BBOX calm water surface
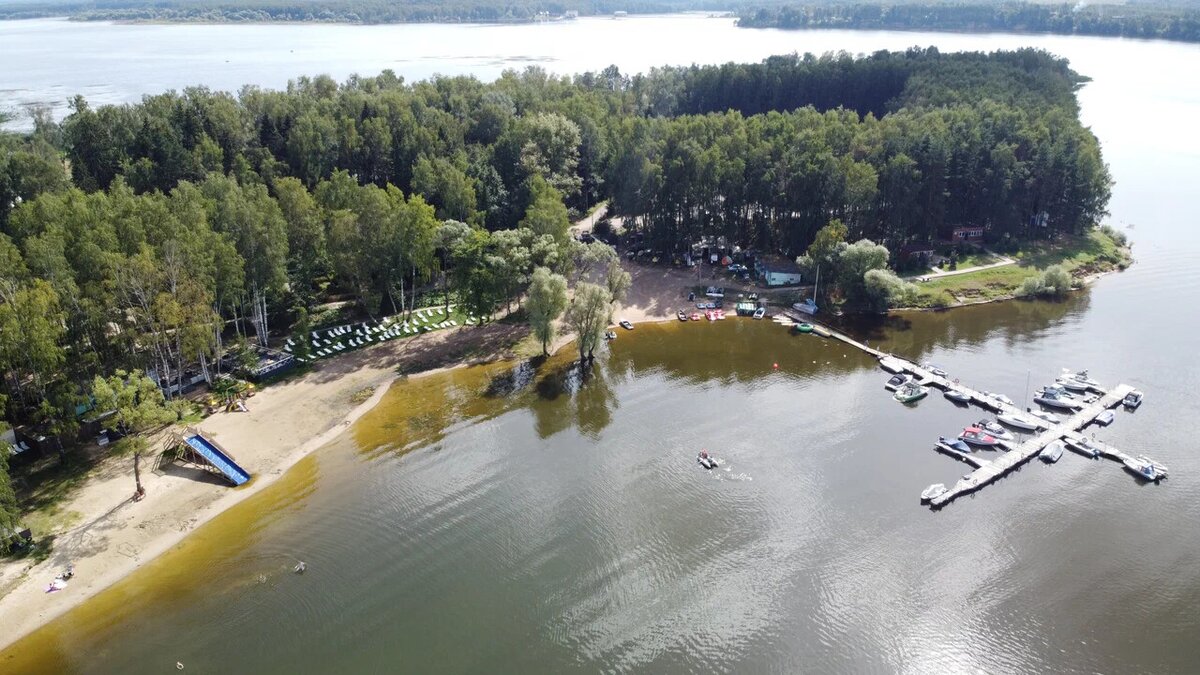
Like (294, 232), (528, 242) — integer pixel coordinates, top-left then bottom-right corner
(1, 15), (1199, 674)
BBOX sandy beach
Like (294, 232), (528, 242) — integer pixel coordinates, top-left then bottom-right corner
(0, 256), (709, 652)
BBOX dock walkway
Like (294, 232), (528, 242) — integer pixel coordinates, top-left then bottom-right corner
(779, 311), (1157, 507)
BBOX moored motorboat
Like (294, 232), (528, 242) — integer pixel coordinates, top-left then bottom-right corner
(885, 373), (912, 391)
(983, 391), (1015, 406)
(958, 426), (1001, 448)
(752, 307), (766, 320)
(604, 330), (617, 340)
(677, 310), (688, 322)
(1034, 385), (1083, 410)
(1066, 436), (1102, 458)
(705, 310), (716, 321)
(619, 319), (634, 330)
(997, 411), (1040, 431)
(1123, 455), (1166, 481)
(1123, 389), (1144, 409)
(1058, 369), (1101, 391)
(922, 363), (948, 378)
(974, 419), (1015, 442)
(1027, 408), (1061, 426)
(894, 383), (929, 403)
(936, 436), (975, 460)
(690, 312), (701, 321)
(1039, 440), (1065, 463)
(1094, 410), (1115, 426)
(944, 389), (971, 404)
(921, 483), (947, 503)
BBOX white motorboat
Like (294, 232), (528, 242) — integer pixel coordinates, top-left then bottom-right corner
(922, 363), (948, 378)
(1094, 410), (1115, 426)
(1057, 369), (1101, 391)
(792, 298), (818, 315)
(1027, 408), (1061, 426)
(974, 420), (1015, 442)
(697, 451), (718, 470)
(997, 411), (1040, 431)
(944, 389), (971, 404)
(1066, 437), (1102, 458)
(752, 307), (766, 320)
(1034, 386), (1083, 410)
(1123, 455), (1167, 481)
(983, 391), (1015, 406)
(1123, 390), (1144, 409)
(1039, 440), (1065, 463)
(894, 383), (929, 403)
(921, 483), (947, 502)
(884, 373), (912, 391)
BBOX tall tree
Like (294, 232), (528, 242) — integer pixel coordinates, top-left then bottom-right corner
(563, 282), (611, 364)
(526, 267), (568, 355)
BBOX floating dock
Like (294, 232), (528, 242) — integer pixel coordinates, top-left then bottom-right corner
(779, 311), (1164, 507)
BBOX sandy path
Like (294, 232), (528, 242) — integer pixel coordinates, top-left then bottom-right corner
(0, 322), (529, 652)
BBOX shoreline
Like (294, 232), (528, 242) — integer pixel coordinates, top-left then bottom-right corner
(0, 290), (669, 653)
(0, 322), (549, 653)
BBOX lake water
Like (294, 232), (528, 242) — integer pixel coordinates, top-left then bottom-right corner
(3, 15), (1200, 673)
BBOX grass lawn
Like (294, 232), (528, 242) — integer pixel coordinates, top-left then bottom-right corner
(908, 229), (1130, 309)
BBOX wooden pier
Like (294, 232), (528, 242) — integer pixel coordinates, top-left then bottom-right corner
(778, 311), (1163, 507)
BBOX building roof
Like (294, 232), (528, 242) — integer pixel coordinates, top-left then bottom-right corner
(757, 255), (802, 274)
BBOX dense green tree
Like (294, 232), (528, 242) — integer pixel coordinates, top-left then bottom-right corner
(91, 369), (176, 436)
(563, 282), (611, 364)
(526, 266), (568, 355)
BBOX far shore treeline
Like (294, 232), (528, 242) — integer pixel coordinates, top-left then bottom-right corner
(738, 2), (1200, 44)
(0, 49), (1109, 481)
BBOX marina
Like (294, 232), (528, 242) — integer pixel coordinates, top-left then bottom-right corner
(778, 310), (1167, 507)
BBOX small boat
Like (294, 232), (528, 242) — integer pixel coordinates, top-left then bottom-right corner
(1094, 410), (1115, 426)
(1123, 455), (1165, 481)
(974, 419), (1015, 442)
(983, 391), (1015, 406)
(1066, 436), (1101, 458)
(921, 483), (947, 503)
(690, 312), (701, 321)
(943, 389), (971, 404)
(1123, 389), (1144, 409)
(714, 309), (726, 320)
(792, 298), (818, 315)
(604, 330), (617, 340)
(1058, 369), (1101, 391)
(705, 310), (716, 321)
(677, 310), (688, 322)
(884, 373), (912, 391)
(619, 320), (634, 330)
(1034, 386), (1083, 410)
(958, 427), (1001, 448)
(697, 452), (718, 470)
(1039, 440), (1064, 463)
(922, 363), (948, 378)
(1027, 408), (1061, 426)
(997, 411), (1040, 431)
(936, 436), (975, 458)
(795, 322), (814, 334)
(752, 307), (766, 320)
(894, 383), (929, 403)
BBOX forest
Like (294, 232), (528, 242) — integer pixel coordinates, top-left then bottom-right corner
(0, 0), (726, 23)
(737, 2), (1200, 44)
(0, 48), (1110, 478)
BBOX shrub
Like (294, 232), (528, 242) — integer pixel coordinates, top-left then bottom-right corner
(1099, 224), (1128, 248)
